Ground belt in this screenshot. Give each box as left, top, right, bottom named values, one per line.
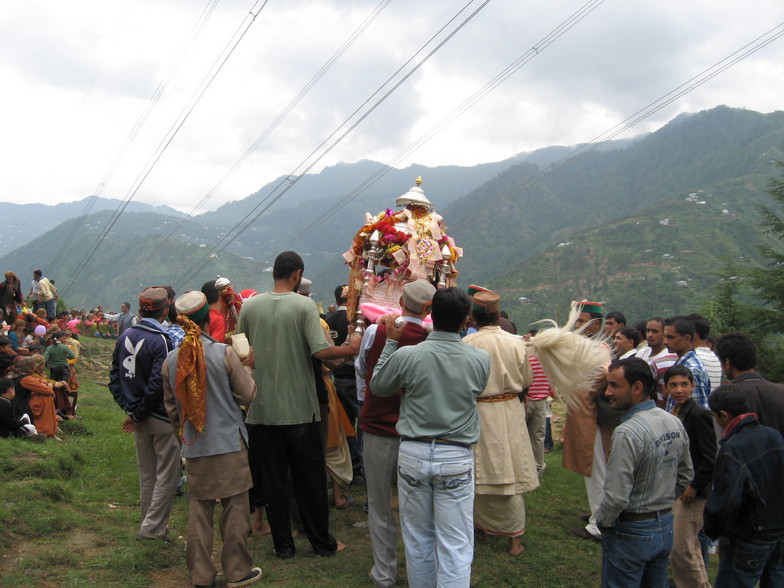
left=618, top=508, right=672, bottom=523
left=401, top=436, right=472, bottom=449
left=476, top=393, right=519, bottom=403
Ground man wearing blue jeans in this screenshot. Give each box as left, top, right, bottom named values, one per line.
left=597, top=358, right=693, bottom=588
left=371, top=287, right=490, bottom=588
left=704, top=385, right=784, bottom=588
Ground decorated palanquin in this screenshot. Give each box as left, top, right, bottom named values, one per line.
left=342, top=177, right=462, bottom=324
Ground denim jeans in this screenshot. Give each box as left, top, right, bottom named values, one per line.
left=715, top=536, right=784, bottom=588
left=601, top=512, right=673, bottom=588
left=397, top=439, right=475, bottom=588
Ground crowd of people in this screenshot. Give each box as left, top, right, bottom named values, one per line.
left=3, top=256, right=784, bottom=588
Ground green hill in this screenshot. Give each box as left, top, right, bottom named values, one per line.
left=490, top=172, right=779, bottom=328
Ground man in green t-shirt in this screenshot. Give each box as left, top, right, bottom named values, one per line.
left=237, top=250, right=359, bottom=559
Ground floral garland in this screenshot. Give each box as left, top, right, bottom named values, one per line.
left=350, top=206, right=457, bottom=273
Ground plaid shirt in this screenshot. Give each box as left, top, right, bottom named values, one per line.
left=166, top=324, right=185, bottom=349
left=667, top=350, right=710, bottom=410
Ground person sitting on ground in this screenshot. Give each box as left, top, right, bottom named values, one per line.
left=0, top=377, right=46, bottom=441
left=7, top=355, right=63, bottom=438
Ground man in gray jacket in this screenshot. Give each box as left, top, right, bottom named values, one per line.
left=597, top=357, right=693, bottom=588
left=163, top=290, right=262, bottom=588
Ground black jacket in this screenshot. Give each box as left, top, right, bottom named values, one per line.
left=731, top=372, right=784, bottom=436
left=704, top=414, right=784, bottom=541
left=675, top=398, right=717, bottom=497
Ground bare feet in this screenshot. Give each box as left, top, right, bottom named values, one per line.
left=336, top=541, right=346, bottom=553
left=252, top=509, right=271, bottom=535
left=508, top=537, right=525, bottom=556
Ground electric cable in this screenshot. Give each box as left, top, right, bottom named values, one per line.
left=48, top=0, right=221, bottom=271
left=288, top=0, right=605, bottom=246
left=172, top=0, right=492, bottom=289
left=122, top=0, right=391, bottom=286
left=60, top=0, right=268, bottom=299
left=448, top=22, right=784, bottom=231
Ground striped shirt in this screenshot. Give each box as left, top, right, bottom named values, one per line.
left=695, top=347, right=723, bottom=391
left=527, top=355, right=551, bottom=401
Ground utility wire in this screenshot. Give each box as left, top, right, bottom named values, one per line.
left=173, top=0, right=492, bottom=289
left=48, top=0, right=221, bottom=271
left=449, top=22, right=784, bottom=231
left=123, top=0, right=391, bottom=286
left=288, top=0, right=605, bottom=246
left=60, top=0, right=268, bottom=299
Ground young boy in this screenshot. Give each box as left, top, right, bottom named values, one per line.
left=705, top=385, right=784, bottom=587
left=0, top=377, right=45, bottom=441
left=664, top=365, right=716, bottom=588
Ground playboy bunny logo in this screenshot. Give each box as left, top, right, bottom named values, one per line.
left=123, top=337, right=145, bottom=379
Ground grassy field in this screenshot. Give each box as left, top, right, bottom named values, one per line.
left=0, top=337, right=714, bottom=587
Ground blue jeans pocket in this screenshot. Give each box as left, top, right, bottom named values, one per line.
left=611, top=528, right=655, bottom=573
left=439, top=462, right=472, bottom=490
left=730, top=538, right=769, bottom=575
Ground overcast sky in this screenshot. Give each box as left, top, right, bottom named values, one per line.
left=2, top=0, right=783, bottom=213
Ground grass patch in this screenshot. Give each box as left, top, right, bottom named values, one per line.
left=0, top=336, right=719, bottom=586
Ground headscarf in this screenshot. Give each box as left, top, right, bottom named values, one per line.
left=8, top=355, right=45, bottom=379
left=174, top=315, right=207, bottom=442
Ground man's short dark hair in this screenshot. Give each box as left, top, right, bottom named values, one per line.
left=663, top=364, right=694, bottom=385
left=617, top=326, right=641, bottom=348
left=708, top=384, right=748, bottom=417
left=201, top=280, right=219, bottom=305
left=605, top=311, right=626, bottom=325
left=647, top=316, right=665, bottom=329
left=0, top=377, right=13, bottom=395
left=714, top=331, right=757, bottom=371
left=665, top=316, right=695, bottom=339
left=431, top=287, right=471, bottom=333
left=334, top=285, right=347, bottom=305
left=138, top=308, right=165, bottom=320
left=33, top=269, right=42, bottom=277
left=122, top=302, right=131, bottom=309
left=273, top=251, right=304, bottom=281
left=685, top=313, right=710, bottom=340
left=472, top=307, right=499, bottom=328
left=0, top=335, right=11, bottom=348
left=633, top=320, right=647, bottom=342
left=609, top=357, right=657, bottom=399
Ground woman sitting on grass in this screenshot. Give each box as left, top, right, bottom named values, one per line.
left=8, top=355, right=66, bottom=438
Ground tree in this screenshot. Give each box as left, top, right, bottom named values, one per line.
left=748, top=160, right=784, bottom=331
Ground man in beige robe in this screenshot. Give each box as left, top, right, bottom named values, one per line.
left=464, top=290, right=538, bottom=556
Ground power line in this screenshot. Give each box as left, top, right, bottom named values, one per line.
left=60, top=0, right=269, bottom=299
left=48, top=0, right=221, bottom=271
left=288, top=0, right=606, bottom=246
left=449, top=22, right=784, bottom=232
left=122, top=0, right=392, bottom=287
left=470, top=23, right=784, bottom=288
left=172, top=0, right=492, bottom=289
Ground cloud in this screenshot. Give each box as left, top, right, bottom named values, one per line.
left=1, top=0, right=783, bottom=212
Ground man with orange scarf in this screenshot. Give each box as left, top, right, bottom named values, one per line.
left=163, top=290, right=262, bottom=588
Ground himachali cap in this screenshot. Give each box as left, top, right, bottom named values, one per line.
left=175, top=290, right=210, bottom=323
left=138, top=287, right=169, bottom=312
left=472, top=290, right=501, bottom=314
left=467, top=284, right=490, bottom=297
left=574, top=300, right=604, bottom=315
left=402, top=279, right=436, bottom=314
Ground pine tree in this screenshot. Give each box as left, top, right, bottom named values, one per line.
left=748, top=160, right=784, bottom=330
